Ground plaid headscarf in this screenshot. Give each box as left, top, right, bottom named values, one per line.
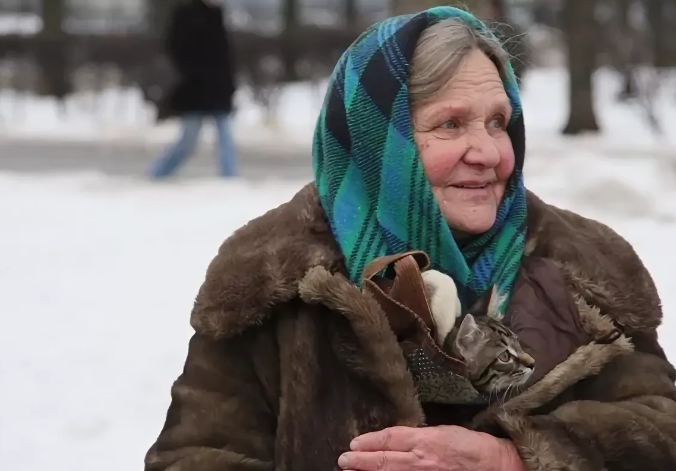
left=312, top=7, right=527, bottom=315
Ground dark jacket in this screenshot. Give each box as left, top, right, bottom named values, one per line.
left=145, top=184, right=676, bottom=471
left=163, top=0, right=236, bottom=117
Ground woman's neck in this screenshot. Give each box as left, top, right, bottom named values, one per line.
left=452, top=230, right=472, bottom=247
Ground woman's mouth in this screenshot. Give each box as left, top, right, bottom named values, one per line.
left=449, top=182, right=494, bottom=199
left=452, top=182, right=492, bottom=190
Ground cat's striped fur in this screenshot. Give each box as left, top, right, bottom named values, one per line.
left=443, top=286, right=535, bottom=394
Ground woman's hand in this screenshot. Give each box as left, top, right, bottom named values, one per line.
left=338, top=425, right=527, bottom=471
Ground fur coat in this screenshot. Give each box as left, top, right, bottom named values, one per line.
left=145, top=184, right=676, bottom=471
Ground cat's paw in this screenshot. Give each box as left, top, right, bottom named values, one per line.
left=421, top=270, right=463, bottom=346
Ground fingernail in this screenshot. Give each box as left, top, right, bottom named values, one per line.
left=349, top=438, right=360, bottom=449
left=338, top=454, right=349, bottom=468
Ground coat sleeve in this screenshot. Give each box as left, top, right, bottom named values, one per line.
left=144, top=331, right=277, bottom=471
left=500, top=337, right=676, bottom=471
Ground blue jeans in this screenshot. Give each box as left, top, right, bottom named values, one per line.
left=149, top=114, right=238, bottom=178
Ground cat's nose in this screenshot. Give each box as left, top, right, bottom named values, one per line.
left=522, top=353, right=535, bottom=368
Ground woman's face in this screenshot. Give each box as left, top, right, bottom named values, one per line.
left=413, top=50, right=515, bottom=235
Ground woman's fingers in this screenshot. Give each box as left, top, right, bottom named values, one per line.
left=338, top=451, right=417, bottom=471
left=350, top=426, right=419, bottom=452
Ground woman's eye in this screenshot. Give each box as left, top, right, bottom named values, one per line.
left=439, top=120, right=458, bottom=130
left=489, top=116, right=506, bottom=129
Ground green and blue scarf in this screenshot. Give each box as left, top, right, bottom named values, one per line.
left=312, top=7, right=527, bottom=315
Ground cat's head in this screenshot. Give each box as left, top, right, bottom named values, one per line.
left=451, top=314, right=535, bottom=393
left=451, top=286, right=535, bottom=393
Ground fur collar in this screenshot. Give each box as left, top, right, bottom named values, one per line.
left=191, top=183, right=662, bottom=339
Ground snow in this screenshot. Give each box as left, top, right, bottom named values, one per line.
left=0, top=175, right=306, bottom=471
left=1, top=67, right=675, bottom=470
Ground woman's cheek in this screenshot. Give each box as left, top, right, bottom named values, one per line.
left=418, top=139, right=465, bottom=186
left=496, top=136, right=515, bottom=178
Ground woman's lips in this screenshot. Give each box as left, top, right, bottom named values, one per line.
left=453, top=183, right=489, bottom=189
left=449, top=182, right=493, bottom=198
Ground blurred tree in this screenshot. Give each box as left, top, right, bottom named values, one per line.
left=486, top=0, right=529, bottom=83
left=487, top=0, right=506, bottom=18
left=391, top=0, right=441, bottom=15
left=38, top=0, right=70, bottom=108
left=40, top=0, right=64, bottom=36
left=391, top=0, right=488, bottom=16
left=150, top=0, right=183, bottom=35
left=562, top=0, right=600, bottom=134
left=344, top=0, right=358, bottom=27
left=646, top=0, right=675, bottom=68
left=616, top=0, right=638, bottom=100
left=282, top=0, right=299, bottom=81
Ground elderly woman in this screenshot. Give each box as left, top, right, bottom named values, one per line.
left=145, top=7, right=676, bottom=471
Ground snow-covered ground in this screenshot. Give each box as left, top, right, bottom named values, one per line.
left=0, top=175, right=305, bottom=471
left=1, top=67, right=675, bottom=470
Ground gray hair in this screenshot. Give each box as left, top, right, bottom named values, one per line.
left=409, top=19, right=510, bottom=109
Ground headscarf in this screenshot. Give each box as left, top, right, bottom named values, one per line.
left=312, top=7, right=527, bottom=315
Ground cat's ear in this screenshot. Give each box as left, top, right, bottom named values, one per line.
left=453, top=314, right=486, bottom=359
left=469, top=285, right=504, bottom=319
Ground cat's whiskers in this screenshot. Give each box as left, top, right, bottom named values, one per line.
left=501, top=383, right=514, bottom=406
left=494, top=377, right=509, bottom=407
left=487, top=386, right=500, bottom=405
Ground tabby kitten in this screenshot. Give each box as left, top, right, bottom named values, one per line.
left=443, top=286, right=535, bottom=394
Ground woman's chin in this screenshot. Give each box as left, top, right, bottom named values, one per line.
left=443, top=206, right=498, bottom=235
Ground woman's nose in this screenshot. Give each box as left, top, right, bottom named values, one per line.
left=462, top=127, right=500, bottom=167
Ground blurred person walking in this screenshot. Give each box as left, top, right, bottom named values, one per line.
left=149, top=0, right=238, bottom=179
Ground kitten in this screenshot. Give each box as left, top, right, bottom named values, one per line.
left=422, top=272, right=535, bottom=394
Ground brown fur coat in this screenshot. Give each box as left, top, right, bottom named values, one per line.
left=145, top=184, right=676, bottom=471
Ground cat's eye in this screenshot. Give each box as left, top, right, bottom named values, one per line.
left=497, top=351, right=511, bottom=362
